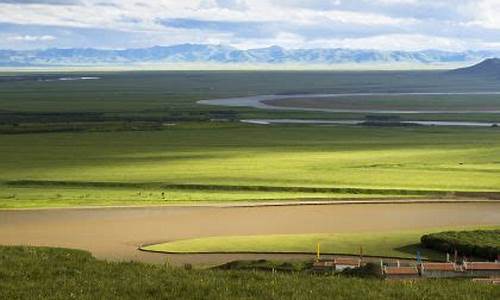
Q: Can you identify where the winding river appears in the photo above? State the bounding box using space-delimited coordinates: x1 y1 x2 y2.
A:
198 92 500 114
1 202 498 265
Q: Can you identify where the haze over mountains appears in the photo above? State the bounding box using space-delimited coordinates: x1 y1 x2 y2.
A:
1 44 499 67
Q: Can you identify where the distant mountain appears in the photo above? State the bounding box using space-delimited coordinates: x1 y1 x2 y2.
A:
450 58 500 77
1 44 499 67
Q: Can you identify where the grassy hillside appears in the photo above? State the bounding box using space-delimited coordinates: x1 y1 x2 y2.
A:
1 246 498 300
451 58 500 78
1 124 500 208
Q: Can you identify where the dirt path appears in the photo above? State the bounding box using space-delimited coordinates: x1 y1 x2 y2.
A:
1 203 499 265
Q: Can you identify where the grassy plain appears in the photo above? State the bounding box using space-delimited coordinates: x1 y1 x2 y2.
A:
142 226 499 260
1 71 500 208
2 70 500 298
0 186 400 209
1 124 500 208
2 70 500 123
1 246 498 300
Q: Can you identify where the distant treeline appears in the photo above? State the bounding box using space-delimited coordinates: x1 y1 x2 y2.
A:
0 121 163 134
0 110 240 134
0 110 239 124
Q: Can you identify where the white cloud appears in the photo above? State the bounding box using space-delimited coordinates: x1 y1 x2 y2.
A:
9 34 56 41
325 34 468 51
0 0 499 50
199 0 248 11
467 0 500 29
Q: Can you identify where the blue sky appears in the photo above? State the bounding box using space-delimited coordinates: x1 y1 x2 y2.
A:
1 0 499 51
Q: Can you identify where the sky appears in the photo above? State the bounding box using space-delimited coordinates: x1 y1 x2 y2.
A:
1 0 500 51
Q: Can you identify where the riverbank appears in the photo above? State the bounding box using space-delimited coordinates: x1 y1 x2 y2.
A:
1 203 498 265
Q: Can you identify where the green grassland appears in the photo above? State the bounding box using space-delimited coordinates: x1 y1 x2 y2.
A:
0 186 403 209
1 71 500 208
1 246 498 300
1 124 500 208
142 226 499 261
2 70 500 124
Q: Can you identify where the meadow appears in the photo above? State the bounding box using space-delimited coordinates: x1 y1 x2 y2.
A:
142 226 499 261
0 185 401 209
2 70 500 124
1 124 500 208
1 246 498 300
1 70 500 298
1 70 500 208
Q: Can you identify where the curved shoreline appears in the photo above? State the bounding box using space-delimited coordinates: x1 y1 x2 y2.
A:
138 246 432 263
198 92 500 114
2 202 498 265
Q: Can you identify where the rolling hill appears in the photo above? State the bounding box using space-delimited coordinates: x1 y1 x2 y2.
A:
451 58 500 77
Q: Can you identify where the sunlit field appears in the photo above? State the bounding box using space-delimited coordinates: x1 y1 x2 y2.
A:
1 124 499 208
3 0 500 298
143 226 499 261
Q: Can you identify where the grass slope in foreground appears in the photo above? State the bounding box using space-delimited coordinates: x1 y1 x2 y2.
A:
1 125 500 208
143 226 500 261
1 246 499 300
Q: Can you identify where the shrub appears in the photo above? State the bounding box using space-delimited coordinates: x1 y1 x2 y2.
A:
421 230 500 260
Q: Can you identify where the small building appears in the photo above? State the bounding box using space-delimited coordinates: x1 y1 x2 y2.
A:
312 258 362 272
463 262 500 278
419 262 463 278
383 266 420 280
312 260 335 271
333 258 362 271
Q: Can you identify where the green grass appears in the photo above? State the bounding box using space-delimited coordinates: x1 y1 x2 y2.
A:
2 70 500 208
2 70 500 123
1 246 499 300
142 226 500 261
1 124 500 208
0 186 405 209
217 259 313 272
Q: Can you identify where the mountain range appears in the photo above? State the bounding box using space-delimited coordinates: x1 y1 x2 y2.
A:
1 44 499 67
